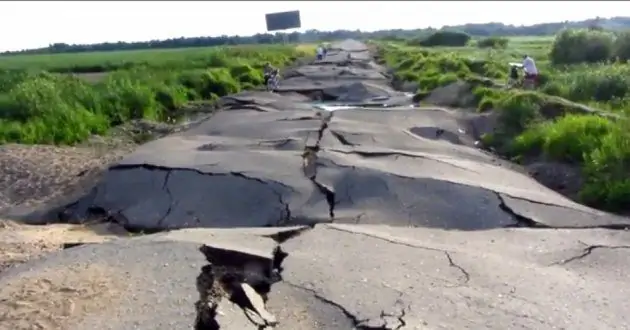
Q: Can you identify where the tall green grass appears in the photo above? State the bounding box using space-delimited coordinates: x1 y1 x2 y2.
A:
0 45 315 145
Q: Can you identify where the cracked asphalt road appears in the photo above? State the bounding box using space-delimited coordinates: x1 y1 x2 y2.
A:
2 39 630 329
21 39 629 231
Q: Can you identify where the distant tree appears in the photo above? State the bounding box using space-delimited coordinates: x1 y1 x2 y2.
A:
477 37 509 49
1 17 629 56
412 31 471 47
550 28 614 65
613 30 630 62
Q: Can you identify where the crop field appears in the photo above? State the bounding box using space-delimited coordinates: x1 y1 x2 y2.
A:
0 44 317 72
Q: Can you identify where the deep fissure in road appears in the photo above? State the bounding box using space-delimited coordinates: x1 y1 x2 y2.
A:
194 243 288 329
301 111 337 220
193 226 415 330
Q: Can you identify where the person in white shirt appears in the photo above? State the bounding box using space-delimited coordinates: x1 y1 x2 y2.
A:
522 55 538 77
521 54 538 88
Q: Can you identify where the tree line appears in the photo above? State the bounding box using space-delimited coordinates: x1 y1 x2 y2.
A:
3 16 630 55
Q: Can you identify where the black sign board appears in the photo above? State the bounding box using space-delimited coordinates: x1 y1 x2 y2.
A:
265 10 301 32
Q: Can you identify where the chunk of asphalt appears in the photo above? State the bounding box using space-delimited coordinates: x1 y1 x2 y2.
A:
241 282 277 326
194 244 287 329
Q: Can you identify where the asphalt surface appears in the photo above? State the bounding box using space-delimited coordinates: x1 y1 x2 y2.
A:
1 225 628 329
2 39 630 330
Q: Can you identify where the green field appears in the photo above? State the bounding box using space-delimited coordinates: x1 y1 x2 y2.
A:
377 30 630 212
0 44 316 72
0 44 315 145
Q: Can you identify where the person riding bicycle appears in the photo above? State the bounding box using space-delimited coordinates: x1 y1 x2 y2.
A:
263 63 279 87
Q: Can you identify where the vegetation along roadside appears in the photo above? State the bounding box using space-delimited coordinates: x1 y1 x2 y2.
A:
376 28 630 212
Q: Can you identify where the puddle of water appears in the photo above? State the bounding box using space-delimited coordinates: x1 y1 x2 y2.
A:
313 103 419 112
310 92 419 111
313 104 358 111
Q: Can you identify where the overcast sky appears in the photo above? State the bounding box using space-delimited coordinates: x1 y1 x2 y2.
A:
0 1 626 52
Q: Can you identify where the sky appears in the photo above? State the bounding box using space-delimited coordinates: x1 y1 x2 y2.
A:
0 1 627 52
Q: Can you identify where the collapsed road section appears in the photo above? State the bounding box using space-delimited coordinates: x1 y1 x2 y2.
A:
16 39 630 232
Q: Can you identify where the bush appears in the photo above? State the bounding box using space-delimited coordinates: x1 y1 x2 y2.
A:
477 37 509 49
415 31 471 47
495 92 544 135
581 124 630 210
549 29 614 65
510 114 614 163
472 86 506 112
613 30 630 62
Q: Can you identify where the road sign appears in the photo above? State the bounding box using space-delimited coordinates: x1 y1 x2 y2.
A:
265 10 301 32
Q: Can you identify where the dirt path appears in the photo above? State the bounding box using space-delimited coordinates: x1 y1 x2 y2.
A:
0 259 128 330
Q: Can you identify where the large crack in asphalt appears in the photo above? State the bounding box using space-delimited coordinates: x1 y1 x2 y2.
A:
194 243 287 329
496 193 630 230
327 147 479 174
328 146 626 222
551 240 630 265
330 130 358 147
302 111 337 220
284 282 409 330
265 225 413 329
327 225 471 287
194 227 305 329
311 151 630 231
58 164 296 232
193 226 414 329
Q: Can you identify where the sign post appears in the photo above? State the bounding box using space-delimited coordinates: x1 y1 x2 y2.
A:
265 10 301 45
